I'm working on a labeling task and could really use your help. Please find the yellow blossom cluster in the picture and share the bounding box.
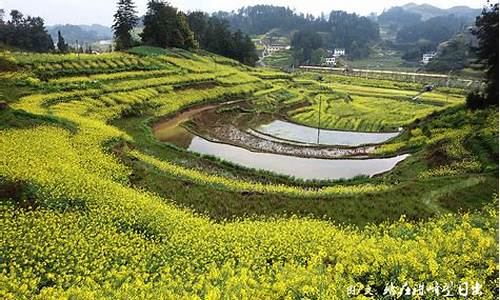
[0,50,497,299]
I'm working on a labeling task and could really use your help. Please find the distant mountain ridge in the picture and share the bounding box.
[377,2,481,42]
[400,2,482,20]
[46,24,112,45]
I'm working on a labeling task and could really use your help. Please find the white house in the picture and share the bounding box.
[333,48,346,57]
[264,44,290,56]
[325,56,337,66]
[422,52,437,65]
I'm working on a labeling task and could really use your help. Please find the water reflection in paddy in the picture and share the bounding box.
[256,120,400,146]
[187,136,409,180]
[153,105,409,180]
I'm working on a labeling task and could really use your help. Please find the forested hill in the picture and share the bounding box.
[46,24,112,44]
[376,3,482,70]
[213,3,481,63]
[378,3,481,32]
[215,5,380,59]
[400,3,482,21]
[215,5,379,38]
[214,6,309,35]
[214,3,481,42]
[378,3,481,40]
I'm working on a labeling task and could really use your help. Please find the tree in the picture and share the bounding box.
[112,0,139,50]
[214,5,306,35]
[327,11,379,59]
[203,17,234,56]
[9,10,23,26]
[231,30,258,66]
[426,34,472,71]
[0,10,54,52]
[57,30,68,53]
[397,15,468,46]
[141,0,197,49]
[291,30,323,64]
[186,11,208,44]
[468,3,498,108]
[0,9,5,25]
[310,48,327,65]
[401,38,433,61]
[186,12,257,66]
[210,5,379,60]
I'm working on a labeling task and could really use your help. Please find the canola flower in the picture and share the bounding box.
[131,151,389,197]
[48,68,181,86]
[0,50,497,299]
[7,53,378,198]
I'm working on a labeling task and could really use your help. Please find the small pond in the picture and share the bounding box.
[256,120,400,146]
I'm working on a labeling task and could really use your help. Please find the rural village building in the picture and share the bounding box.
[333,48,346,57]
[264,44,291,56]
[325,56,337,66]
[324,48,346,66]
[422,52,437,65]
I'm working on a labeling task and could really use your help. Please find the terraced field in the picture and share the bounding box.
[261,49,294,68]
[288,74,465,132]
[0,47,498,299]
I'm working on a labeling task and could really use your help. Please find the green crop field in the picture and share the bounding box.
[287,73,465,132]
[262,50,294,69]
[0,47,498,299]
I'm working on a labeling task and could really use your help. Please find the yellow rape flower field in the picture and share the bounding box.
[0,48,498,299]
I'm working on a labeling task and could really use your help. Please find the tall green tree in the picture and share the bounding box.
[186,11,208,44]
[141,0,197,49]
[310,48,328,65]
[426,34,472,72]
[186,12,257,66]
[0,10,54,52]
[57,30,68,53]
[397,14,468,46]
[472,3,498,107]
[291,30,323,64]
[112,0,139,50]
[327,11,379,59]
[231,30,258,66]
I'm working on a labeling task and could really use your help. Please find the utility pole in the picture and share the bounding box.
[316,75,324,145]
[317,94,322,145]
[446,69,453,88]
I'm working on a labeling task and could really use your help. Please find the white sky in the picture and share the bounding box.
[0,0,490,26]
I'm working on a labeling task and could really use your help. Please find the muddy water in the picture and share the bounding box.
[256,120,400,146]
[152,104,409,180]
[154,105,217,138]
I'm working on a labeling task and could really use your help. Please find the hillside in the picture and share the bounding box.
[0,47,498,298]
[401,2,482,20]
[372,3,484,71]
[218,3,483,71]
[46,24,112,44]
[218,5,379,63]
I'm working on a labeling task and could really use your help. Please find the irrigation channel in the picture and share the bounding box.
[153,103,409,180]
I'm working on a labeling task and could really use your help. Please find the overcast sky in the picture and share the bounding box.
[0,0,490,26]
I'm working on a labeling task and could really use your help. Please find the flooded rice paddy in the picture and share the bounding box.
[153,103,408,180]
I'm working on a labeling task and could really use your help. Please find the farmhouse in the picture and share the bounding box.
[264,44,290,56]
[333,48,346,57]
[422,52,437,65]
[325,56,337,66]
